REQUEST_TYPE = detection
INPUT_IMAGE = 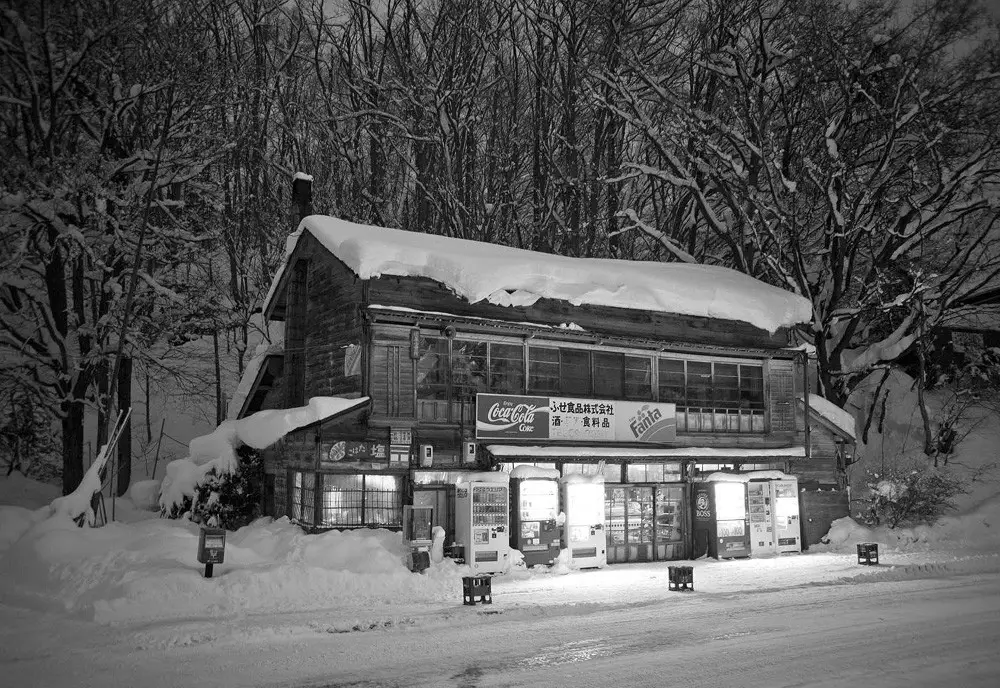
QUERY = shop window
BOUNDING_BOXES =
[489,342,524,394]
[560,349,592,396]
[658,358,765,433]
[626,463,683,483]
[363,474,404,527]
[316,473,403,528]
[624,356,652,400]
[290,471,315,525]
[658,359,685,403]
[593,352,624,398]
[453,340,488,401]
[562,462,623,483]
[416,336,449,400]
[528,346,560,393]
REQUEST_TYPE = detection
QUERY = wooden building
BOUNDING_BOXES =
[237,203,829,563]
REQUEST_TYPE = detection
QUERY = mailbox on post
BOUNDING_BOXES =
[197,526,226,578]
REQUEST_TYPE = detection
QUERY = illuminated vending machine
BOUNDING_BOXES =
[560,474,607,568]
[748,477,802,555]
[455,473,511,575]
[692,479,750,559]
[771,477,802,554]
[509,467,561,568]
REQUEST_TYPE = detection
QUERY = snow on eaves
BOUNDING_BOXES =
[264,215,813,334]
[805,394,857,440]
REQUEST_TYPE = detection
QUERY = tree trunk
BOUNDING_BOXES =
[61,401,85,495]
[213,329,224,425]
[116,356,132,497]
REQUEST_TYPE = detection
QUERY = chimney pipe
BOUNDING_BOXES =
[292,172,313,225]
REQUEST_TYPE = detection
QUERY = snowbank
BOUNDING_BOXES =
[0,515,463,624]
[265,216,813,334]
[816,494,1000,554]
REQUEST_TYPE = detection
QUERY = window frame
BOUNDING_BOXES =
[289,471,403,529]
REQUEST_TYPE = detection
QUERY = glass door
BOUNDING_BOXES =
[626,486,654,562]
[604,486,627,564]
[654,485,687,560]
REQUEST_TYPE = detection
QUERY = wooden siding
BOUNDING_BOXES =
[288,232,365,400]
[369,325,416,422]
[768,359,796,432]
[799,490,850,548]
[367,275,791,350]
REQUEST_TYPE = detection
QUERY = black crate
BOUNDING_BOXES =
[668,565,694,591]
[462,576,492,605]
[857,542,879,565]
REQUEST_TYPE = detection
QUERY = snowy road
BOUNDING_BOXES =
[5,557,1000,688]
[292,574,1000,688]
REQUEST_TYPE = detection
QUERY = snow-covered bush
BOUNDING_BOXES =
[862,465,966,528]
[162,445,264,529]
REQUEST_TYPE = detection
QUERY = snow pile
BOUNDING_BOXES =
[0,515,462,624]
[159,396,368,513]
[266,216,813,333]
[817,495,1000,554]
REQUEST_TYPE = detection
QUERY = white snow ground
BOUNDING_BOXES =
[1,372,999,686]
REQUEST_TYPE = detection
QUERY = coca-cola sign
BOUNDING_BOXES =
[476,395,549,439]
[475,394,675,443]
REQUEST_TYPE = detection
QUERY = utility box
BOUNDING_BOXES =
[197,526,226,578]
[403,505,434,573]
[197,527,226,565]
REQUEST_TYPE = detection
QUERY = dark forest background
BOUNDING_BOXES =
[2,0,999,494]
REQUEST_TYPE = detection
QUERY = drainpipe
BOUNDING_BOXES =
[802,350,811,461]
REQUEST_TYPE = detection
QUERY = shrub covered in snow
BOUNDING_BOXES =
[861,465,966,528]
[162,446,264,529]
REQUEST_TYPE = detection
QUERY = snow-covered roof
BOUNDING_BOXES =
[508,465,560,480]
[701,470,791,483]
[226,340,284,421]
[487,445,806,459]
[804,394,856,440]
[264,215,813,334]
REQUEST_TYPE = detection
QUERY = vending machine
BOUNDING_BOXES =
[747,480,776,555]
[561,474,607,568]
[692,479,750,559]
[510,466,561,568]
[455,473,511,575]
[771,477,802,554]
[748,477,802,555]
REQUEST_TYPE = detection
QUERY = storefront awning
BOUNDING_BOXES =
[486,445,806,459]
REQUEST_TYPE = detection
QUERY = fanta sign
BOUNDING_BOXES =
[476,394,675,443]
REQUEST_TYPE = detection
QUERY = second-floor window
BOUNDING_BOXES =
[527,347,652,400]
[658,359,765,433]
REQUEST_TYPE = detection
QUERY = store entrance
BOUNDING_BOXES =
[605,484,687,563]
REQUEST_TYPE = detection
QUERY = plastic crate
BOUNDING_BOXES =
[462,576,492,605]
[857,542,879,565]
[668,565,694,591]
